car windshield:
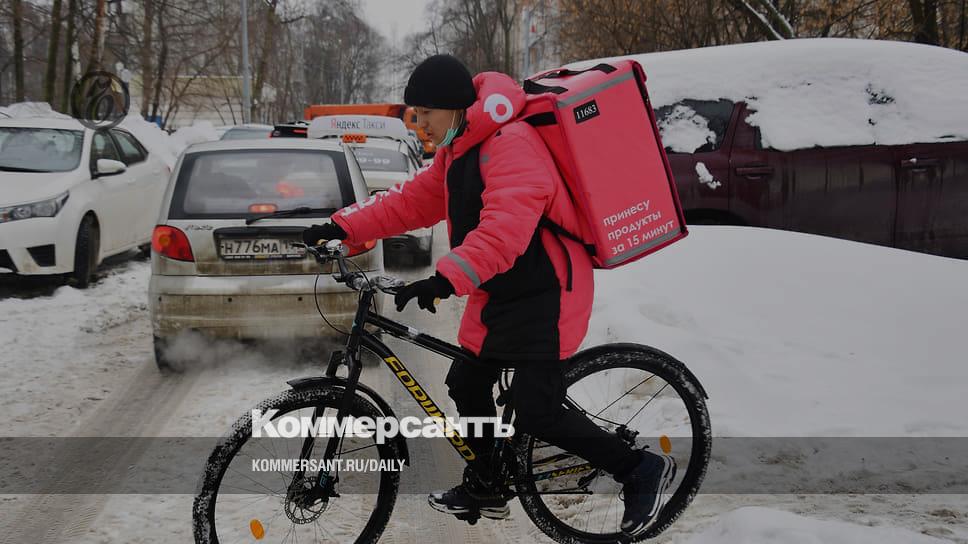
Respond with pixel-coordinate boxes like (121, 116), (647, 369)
(170, 149), (354, 219)
(221, 128), (272, 140)
(0, 128), (83, 172)
(352, 147), (409, 173)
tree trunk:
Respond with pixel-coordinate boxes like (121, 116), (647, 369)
(12, 0), (25, 102)
(959, 0), (967, 50)
(140, 0), (155, 118)
(45, 0), (64, 105)
(61, 0), (78, 112)
(87, 0), (108, 72)
(151, 2), (169, 123)
(253, 3), (277, 123)
(909, 0), (940, 44)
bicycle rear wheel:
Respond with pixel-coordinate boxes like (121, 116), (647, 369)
(193, 386), (402, 543)
(513, 343), (711, 542)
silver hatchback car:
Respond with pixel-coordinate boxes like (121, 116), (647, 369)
(148, 138), (382, 371)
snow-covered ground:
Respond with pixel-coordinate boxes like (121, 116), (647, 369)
(2, 226), (966, 542)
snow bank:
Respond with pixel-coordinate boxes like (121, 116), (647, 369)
(0, 102), (72, 120)
(687, 507), (950, 543)
(0, 261), (151, 436)
(572, 39), (968, 151)
(588, 226), (968, 437)
(167, 120), (220, 151)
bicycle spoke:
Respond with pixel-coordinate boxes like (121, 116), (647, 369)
(594, 374), (657, 418)
(624, 382), (671, 427)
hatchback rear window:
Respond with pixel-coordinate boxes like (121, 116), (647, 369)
(351, 147), (409, 173)
(168, 149), (354, 219)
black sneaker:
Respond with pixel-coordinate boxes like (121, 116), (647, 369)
(428, 468), (510, 520)
(619, 451), (677, 537)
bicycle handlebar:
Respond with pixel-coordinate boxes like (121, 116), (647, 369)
(295, 241), (406, 295)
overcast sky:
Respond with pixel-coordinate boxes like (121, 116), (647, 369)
(359, 0), (433, 46)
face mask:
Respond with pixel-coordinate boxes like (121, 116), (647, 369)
(439, 111), (461, 147)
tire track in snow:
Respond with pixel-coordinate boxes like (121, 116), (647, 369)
(0, 362), (198, 544)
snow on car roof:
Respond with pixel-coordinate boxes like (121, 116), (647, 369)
(0, 116), (86, 130)
(571, 38), (968, 151)
(307, 115), (409, 140)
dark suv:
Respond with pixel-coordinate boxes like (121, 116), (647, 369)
(660, 99), (968, 259)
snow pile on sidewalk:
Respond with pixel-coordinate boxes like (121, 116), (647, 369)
(0, 261), (151, 436)
(588, 226), (968, 437)
(572, 38), (968, 150)
(687, 507), (949, 544)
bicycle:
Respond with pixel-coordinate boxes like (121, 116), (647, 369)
(192, 240), (712, 543)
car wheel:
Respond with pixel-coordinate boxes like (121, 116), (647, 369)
(72, 215), (100, 288)
(137, 243), (152, 259)
(153, 335), (180, 374)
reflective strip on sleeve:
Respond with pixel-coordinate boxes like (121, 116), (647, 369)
(443, 252), (481, 288)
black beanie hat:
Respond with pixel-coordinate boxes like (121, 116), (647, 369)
(404, 54), (476, 109)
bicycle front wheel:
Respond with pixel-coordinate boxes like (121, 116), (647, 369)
(513, 343), (711, 543)
(193, 386), (403, 544)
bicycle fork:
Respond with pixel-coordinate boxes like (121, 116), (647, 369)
(290, 290), (373, 507)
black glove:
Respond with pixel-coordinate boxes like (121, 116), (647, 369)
(394, 273), (455, 314)
(302, 222), (347, 246)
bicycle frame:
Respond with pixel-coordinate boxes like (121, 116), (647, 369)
(297, 278), (598, 500)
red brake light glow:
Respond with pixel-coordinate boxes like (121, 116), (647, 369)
(151, 225), (195, 262)
(249, 203), (278, 213)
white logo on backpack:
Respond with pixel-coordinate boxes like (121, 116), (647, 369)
(484, 93), (514, 124)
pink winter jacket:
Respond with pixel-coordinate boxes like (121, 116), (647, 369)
(332, 72), (593, 361)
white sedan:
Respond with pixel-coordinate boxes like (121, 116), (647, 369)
(0, 118), (170, 286)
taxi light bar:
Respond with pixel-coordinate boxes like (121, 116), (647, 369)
(151, 225), (195, 262)
(341, 133), (367, 143)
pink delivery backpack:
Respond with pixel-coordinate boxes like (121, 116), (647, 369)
(521, 60), (687, 269)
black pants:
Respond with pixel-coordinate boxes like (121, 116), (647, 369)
(445, 358), (640, 480)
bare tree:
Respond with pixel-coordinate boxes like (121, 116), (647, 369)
(909, 0), (940, 44)
(44, 0), (62, 105)
(60, 0), (78, 111)
(139, 0), (155, 118)
(12, 0), (25, 101)
(87, 0), (107, 71)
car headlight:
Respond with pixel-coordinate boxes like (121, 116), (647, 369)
(0, 192), (69, 224)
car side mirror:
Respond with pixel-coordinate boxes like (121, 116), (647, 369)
(95, 158), (127, 177)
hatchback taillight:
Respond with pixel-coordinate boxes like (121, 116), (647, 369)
(345, 239), (376, 257)
(152, 225), (194, 262)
